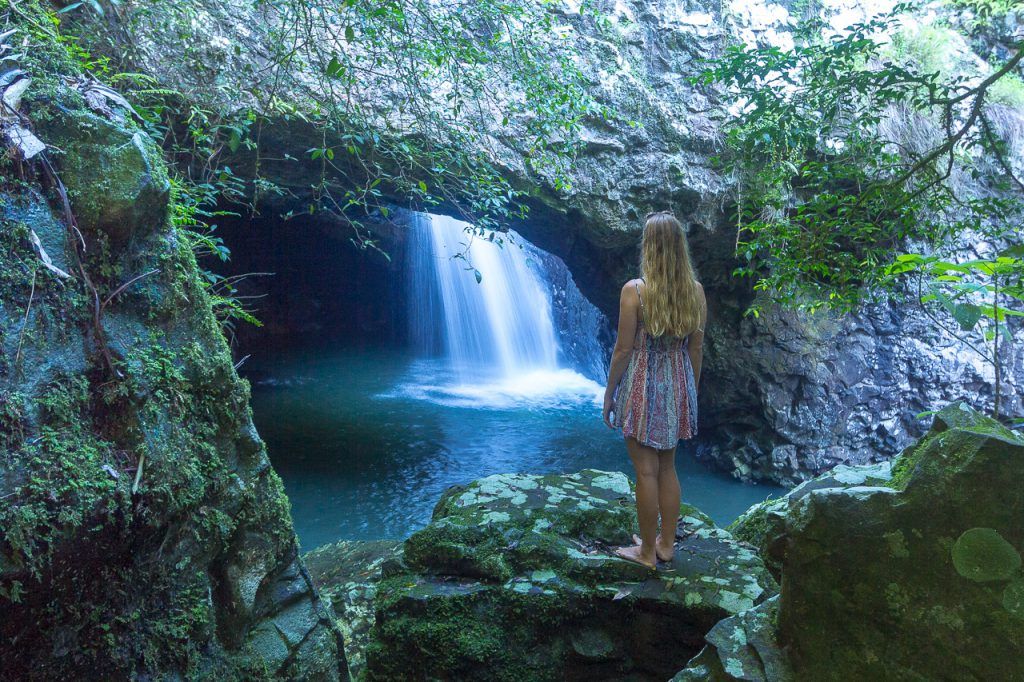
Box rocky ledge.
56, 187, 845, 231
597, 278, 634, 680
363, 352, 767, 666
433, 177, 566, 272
308, 469, 775, 681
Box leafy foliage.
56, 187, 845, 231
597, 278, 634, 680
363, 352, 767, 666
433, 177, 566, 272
945, 0, 1021, 28
169, 178, 264, 337
697, 5, 1024, 313
887, 243, 1024, 417
700, 4, 1024, 417
82, 0, 619, 248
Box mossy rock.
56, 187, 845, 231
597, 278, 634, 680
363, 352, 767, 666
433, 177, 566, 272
728, 461, 892, 579
361, 470, 776, 681
773, 403, 1024, 680
32, 91, 170, 243
0, 26, 343, 679
672, 596, 793, 682
305, 540, 405, 680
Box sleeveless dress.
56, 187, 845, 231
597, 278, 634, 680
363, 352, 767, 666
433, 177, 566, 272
612, 281, 699, 450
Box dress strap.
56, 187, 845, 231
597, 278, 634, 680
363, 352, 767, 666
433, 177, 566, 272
635, 280, 645, 321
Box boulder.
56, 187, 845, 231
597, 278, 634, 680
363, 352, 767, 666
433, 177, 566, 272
728, 461, 893, 579
358, 469, 775, 681
773, 403, 1024, 679
34, 95, 170, 244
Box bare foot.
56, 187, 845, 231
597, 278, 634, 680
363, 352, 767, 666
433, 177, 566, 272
632, 533, 675, 562
614, 544, 657, 570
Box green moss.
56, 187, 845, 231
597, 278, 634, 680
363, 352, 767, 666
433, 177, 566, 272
0, 391, 28, 447
890, 411, 1023, 491
727, 501, 772, 545
952, 528, 1022, 583
0, 8, 328, 673
1002, 579, 1024, 619
989, 73, 1024, 108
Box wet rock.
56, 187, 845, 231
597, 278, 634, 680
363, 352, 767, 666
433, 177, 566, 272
305, 539, 406, 680
358, 470, 775, 681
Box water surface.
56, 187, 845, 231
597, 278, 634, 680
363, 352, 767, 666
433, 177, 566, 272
248, 348, 786, 549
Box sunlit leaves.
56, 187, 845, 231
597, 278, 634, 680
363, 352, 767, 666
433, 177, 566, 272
697, 4, 1022, 314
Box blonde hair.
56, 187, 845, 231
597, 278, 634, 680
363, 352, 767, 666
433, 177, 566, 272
640, 211, 703, 338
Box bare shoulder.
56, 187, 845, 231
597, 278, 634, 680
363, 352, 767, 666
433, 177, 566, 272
619, 279, 642, 306
621, 278, 643, 295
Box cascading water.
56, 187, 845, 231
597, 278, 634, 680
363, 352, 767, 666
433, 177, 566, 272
404, 212, 607, 407
408, 213, 559, 378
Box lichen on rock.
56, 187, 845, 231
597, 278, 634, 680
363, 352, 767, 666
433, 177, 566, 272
764, 403, 1024, 679
672, 596, 793, 682
320, 469, 777, 681
305, 540, 406, 680
678, 402, 1024, 680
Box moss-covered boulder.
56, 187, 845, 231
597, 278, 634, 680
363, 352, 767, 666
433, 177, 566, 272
33, 97, 170, 244
728, 461, 892, 579
672, 596, 792, 682
0, 8, 343, 678
772, 403, 1024, 679
355, 470, 775, 681
306, 540, 405, 680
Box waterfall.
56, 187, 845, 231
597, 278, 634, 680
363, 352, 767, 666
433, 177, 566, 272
403, 211, 608, 409
408, 212, 560, 379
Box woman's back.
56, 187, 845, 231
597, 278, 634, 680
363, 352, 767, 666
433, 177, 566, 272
633, 279, 697, 349
613, 278, 701, 449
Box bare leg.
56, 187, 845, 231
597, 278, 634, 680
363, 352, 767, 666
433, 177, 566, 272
632, 445, 680, 561
615, 437, 659, 569
656, 446, 681, 560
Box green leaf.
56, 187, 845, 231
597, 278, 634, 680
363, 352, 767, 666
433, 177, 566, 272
345, 26, 356, 42
999, 244, 1024, 259
951, 303, 982, 331
326, 56, 345, 78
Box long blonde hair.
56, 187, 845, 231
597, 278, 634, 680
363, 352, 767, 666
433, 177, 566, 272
640, 212, 703, 338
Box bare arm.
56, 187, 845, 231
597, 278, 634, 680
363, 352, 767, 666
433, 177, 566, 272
603, 281, 640, 427
687, 283, 707, 388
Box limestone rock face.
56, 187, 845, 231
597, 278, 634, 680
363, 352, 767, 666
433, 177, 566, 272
349, 470, 775, 681
0, 22, 343, 679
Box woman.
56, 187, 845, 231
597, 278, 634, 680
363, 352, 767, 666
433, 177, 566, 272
602, 211, 706, 569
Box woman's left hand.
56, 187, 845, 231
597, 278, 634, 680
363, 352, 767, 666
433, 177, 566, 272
602, 392, 615, 429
